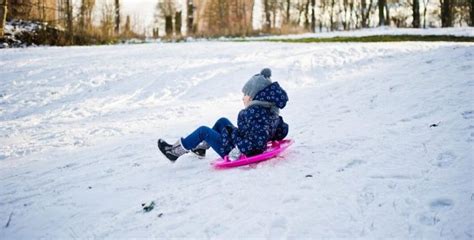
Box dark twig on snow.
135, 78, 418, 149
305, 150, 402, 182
4, 212, 13, 228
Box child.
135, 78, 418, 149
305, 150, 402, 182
158, 68, 289, 162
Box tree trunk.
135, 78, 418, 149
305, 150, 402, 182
286, 0, 291, 24
304, 0, 310, 30
343, 0, 349, 30
330, 0, 335, 30
115, 0, 120, 35
264, 0, 271, 31
361, 0, 373, 28
413, 0, 420, 27
124, 15, 131, 37
311, 0, 316, 32
272, 6, 277, 29
165, 15, 173, 36
361, 0, 367, 27
440, 0, 453, 27
80, 0, 86, 33
66, 0, 73, 44
0, 0, 7, 37
378, 0, 386, 26
469, 0, 474, 26
349, 0, 354, 29
175, 11, 182, 36
187, 0, 194, 34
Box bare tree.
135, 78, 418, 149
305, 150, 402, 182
304, 0, 310, 29
440, 0, 453, 27
422, 0, 430, 27
153, 1, 161, 36
0, 0, 6, 37
286, 0, 291, 24
175, 11, 182, 36
187, 0, 195, 34
361, 0, 373, 28
454, 0, 471, 26
330, 0, 336, 30
311, 0, 316, 31
316, 0, 328, 30
295, 0, 304, 25
100, 1, 115, 38
264, 0, 272, 31
124, 15, 131, 37
156, 0, 175, 36
115, 0, 120, 35
79, 0, 95, 33
413, 0, 421, 27
66, 0, 74, 43
342, 0, 351, 29
378, 0, 386, 25
349, 0, 355, 28
470, 0, 474, 26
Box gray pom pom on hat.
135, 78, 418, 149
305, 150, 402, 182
242, 68, 272, 99
260, 68, 272, 78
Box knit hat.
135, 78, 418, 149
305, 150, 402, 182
242, 68, 272, 99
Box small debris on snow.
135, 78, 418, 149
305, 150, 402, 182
158, 213, 163, 218
4, 212, 13, 228
305, 174, 313, 178
430, 122, 440, 128
143, 202, 155, 213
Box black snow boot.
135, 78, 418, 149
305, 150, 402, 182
157, 139, 189, 162
191, 141, 210, 158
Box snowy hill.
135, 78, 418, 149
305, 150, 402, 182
0, 41, 473, 239
249, 26, 474, 40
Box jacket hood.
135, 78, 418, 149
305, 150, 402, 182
252, 82, 288, 109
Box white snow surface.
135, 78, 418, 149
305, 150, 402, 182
247, 26, 474, 40
1, 41, 473, 239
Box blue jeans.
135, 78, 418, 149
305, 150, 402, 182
181, 117, 235, 157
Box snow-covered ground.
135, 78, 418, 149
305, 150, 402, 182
246, 26, 474, 40
0, 40, 473, 239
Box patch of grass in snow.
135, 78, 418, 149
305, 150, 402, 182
254, 35, 474, 43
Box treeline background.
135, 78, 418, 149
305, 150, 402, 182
0, 0, 473, 45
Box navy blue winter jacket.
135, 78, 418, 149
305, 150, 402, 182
220, 82, 289, 156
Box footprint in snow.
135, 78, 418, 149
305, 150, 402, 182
357, 186, 376, 208
431, 152, 456, 168
461, 111, 474, 120
417, 211, 441, 226
337, 159, 366, 172
429, 198, 454, 211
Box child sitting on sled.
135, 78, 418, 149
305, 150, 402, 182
158, 68, 289, 162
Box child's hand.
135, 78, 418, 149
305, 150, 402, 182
228, 147, 241, 161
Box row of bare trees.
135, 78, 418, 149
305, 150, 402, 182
1, 0, 473, 40
62, 0, 142, 44
151, 0, 473, 38
0, 0, 143, 43
260, 0, 473, 31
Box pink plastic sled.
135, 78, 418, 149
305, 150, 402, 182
212, 139, 294, 169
